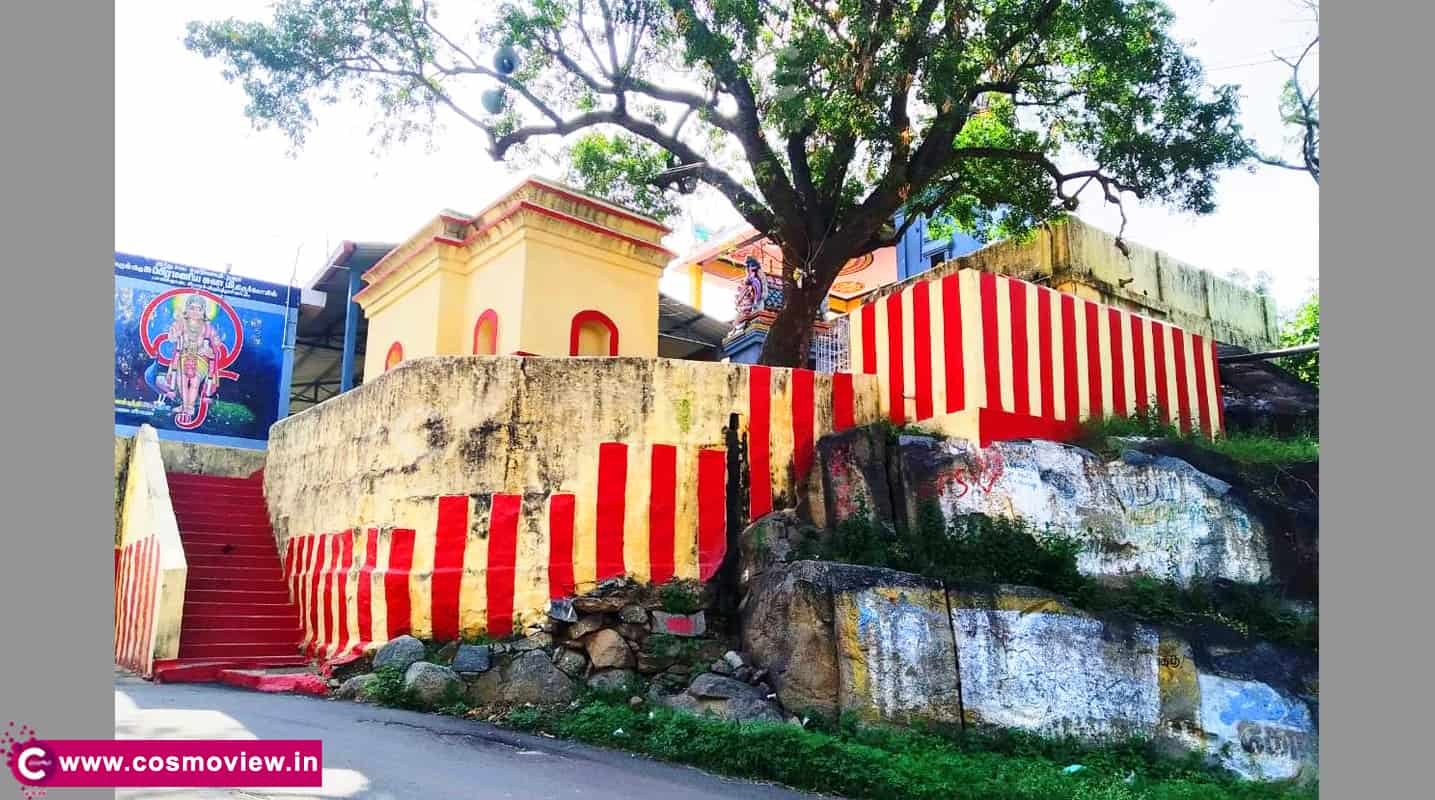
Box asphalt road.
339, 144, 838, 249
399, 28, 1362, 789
115, 673, 823, 800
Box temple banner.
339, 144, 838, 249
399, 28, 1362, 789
114, 253, 297, 448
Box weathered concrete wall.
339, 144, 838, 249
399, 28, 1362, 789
154, 439, 266, 478
265, 355, 881, 658
847, 267, 1227, 444
115, 426, 187, 678
741, 564, 1317, 781
859, 217, 1279, 352
900, 437, 1270, 586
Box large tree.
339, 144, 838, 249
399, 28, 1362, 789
1249, 0, 1318, 184
188, 0, 1245, 366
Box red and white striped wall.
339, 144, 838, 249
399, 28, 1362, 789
115, 534, 161, 676
279, 364, 875, 659
848, 269, 1226, 439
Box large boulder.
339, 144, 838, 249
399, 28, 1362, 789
900, 437, 1271, 587
797, 426, 898, 531
736, 509, 824, 593
404, 662, 463, 709
740, 560, 961, 725
467, 650, 577, 708
373, 635, 426, 672
950, 583, 1318, 782
1216, 345, 1318, 437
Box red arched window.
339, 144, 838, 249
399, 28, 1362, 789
384, 341, 404, 372
472, 309, 499, 355
569, 310, 620, 356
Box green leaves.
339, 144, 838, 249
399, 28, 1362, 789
185, 1, 1249, 365
565, 131, 681, 220
1278, 294, 1319, 388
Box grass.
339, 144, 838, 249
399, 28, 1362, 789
495, 697, 1315, 800
1077, 411, 1317, 466
802, 509, 1316, 651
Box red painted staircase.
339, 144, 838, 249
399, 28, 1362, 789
152, 472, 310, 683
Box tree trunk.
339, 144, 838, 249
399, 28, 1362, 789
756, 267, 835, 368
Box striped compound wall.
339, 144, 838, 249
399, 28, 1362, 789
265, 357, 881, 659
115, 534, 161, 675
848, 269, 1226, 442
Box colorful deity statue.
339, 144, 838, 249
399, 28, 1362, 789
158, 294, 224, 426
735, 256, 767, 319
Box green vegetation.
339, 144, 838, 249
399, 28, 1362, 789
1077, 410, 1317, 466
658, 579, 704, 615
366, 666, 417, 710
1276, 294, 1319, 388
804, 510, 1315, 651
496, 697, 1315, 800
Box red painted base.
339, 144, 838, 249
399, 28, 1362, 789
217, 669, 330, 697
977, 408, 1083, 447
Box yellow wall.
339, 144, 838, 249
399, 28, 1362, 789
357, 178, 668, 367
361, 257, 447, 378
115, 425, 187, 677
264, 356, 882, 656
519, 230, 659, 357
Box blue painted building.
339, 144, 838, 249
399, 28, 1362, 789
893, 211, 985, 281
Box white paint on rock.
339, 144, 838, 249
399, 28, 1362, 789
931, 440, 1270, 585
1197, 674, 1317, 781
953, 608, 1161, 739
839, 589, 961, 724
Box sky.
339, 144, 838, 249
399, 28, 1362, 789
116, 0, 1319, 321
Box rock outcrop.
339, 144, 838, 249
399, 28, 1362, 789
739, 560, 1318, 782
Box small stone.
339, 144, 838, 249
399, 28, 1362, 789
451, 644, 492, 674
549, 598, 579, 623
404, 662, 462, 709
636, 650, 674, 675
688, 673, 761, 701
733, 666, 755, 684
723, 650, 747, 670
335, 673, 377, 702
512, 632, 554, 652
617, 623, 650, 643
567, 615, 606, 640
434, 641, 460, 664
651, 610, 706, 637
619, 605, 648, 625
573, 596, 627, 615
628, 696, 644, 709
753, 668, 769, 684
327, 678, 341, 689
373, 635, 426, 672
586, 629, 636, 670
755, 681, 772, 696
710, 659, 734, 676
586, 669, 640, 695
553, 648, 589, 679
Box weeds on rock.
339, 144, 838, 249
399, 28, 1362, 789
1078, 409, 1317, 466
658, 579, 704, 614
807, 508, 1316, 650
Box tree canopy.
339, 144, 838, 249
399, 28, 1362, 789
188, 0, 1248, 366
